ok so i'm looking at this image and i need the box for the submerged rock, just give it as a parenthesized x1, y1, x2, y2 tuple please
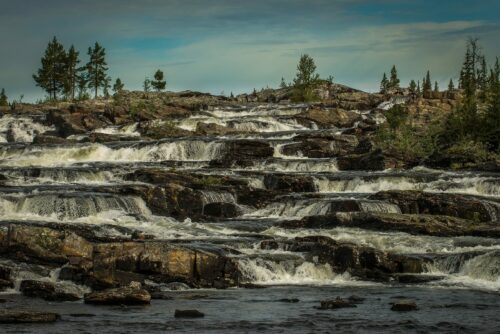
(174, 309, 205, 318)
(0, 309, 60, 323)
(318, 297, 357, 309)
(84, 286, 151, 305)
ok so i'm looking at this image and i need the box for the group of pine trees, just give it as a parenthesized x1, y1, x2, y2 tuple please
(143, 70, 167, 93)
(0, 88, 8, 106)
(380, 66, 455, 99)
(380, 65, 400, 93)
(444, 38, 500, 151)
(33, 37, 118, 101)
(32, 37, 170, 101)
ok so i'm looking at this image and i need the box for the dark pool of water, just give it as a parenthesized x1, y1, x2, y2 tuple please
(2, 285, 499, 333)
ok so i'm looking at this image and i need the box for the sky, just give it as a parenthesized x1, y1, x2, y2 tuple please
(0, 0, 499, 102)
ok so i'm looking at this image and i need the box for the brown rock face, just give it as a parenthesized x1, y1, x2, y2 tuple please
(211, 140, 274, 167)
(84, 286, 151, 305)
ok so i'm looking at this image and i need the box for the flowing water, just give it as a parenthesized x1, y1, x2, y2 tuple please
(0, 105, 499, 333)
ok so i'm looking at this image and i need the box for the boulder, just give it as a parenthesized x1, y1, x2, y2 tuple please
(391, 300, 418, 311)
(84, 286, 151, 305)
(20, 280, 80, 301)
(0, 309, 60, 323)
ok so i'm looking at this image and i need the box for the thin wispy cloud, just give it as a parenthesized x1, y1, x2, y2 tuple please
(0, 0, 498, 101)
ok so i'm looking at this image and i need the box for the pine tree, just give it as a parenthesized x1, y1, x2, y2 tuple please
(448, 79, 455, 91)
(0, 88, 8, 106)
(434, 81, 439, 97)
(103, 76, 112, 98)
(408, 80, 417, 95)
(459, 38, 481, 99)
(416, 80, 421, 96)
(143, 77, 151, 92)
(86, 42, 108, 99)
(113, 78, 124, 93)
(280, 77, 287, 88)
(423, 71, 432, 98)
(76, 71, 89, 100)
(33, 36, 67, 100)
(293, 54, 320, 101)
(389, 65, 400, 89)
(151, 70, 166, 92)
(477, 56, 488, 100)
(380, 73, 389, 93)
(64, 45, 80, 100)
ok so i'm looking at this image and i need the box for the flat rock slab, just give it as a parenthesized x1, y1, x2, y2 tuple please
(0, 309, 60, 323)
(84, 287, 151, 305)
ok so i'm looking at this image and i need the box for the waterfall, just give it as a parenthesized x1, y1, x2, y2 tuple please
(237, 257, 351, 285)
(0, 194, 151, 221)
(0, 140, 225, 166)
(0, 115, 54, 143)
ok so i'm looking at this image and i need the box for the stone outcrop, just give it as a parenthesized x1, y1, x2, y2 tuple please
(20, 280, 80, 301)
(337, 149, 417, 170)
(281, 134, 359, 158)
(280, 212, 500, 237)
(0, 222, 241, 290)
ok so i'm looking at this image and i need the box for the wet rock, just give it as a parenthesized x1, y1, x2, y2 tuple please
(196, 122, 239, 136)
(211, 140, 274, 167)
(281, 134, 359, 158)
(174, 309, 205, 318)
(0, 265, 13, 290)
(395, 274, 446, 284)
(0, 309, 60, 323)
(20, 280, 81, 301)
(33, 134, 70, 144)
(391, 300, 418, 311)
(84, 286, 151, 305)
(203, 202, 242, 218)
(263, 174, 316, 192)
(47, 109, 109, 137)
(318, 297, 357, 309)
(369, 190, 500, 222)
(348, 295, 365, 304)
(2, 224, 94, 264)
(337, 149, 417, 171)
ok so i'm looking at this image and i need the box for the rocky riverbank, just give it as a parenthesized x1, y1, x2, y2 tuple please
(0, 87, 498, 327)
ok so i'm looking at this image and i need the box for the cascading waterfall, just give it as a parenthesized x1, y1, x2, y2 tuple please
(313, 175, 500, 197)
(0, 194, 151, 221)
(0, 140, 225, 166)
(0, 115, 54, 143)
